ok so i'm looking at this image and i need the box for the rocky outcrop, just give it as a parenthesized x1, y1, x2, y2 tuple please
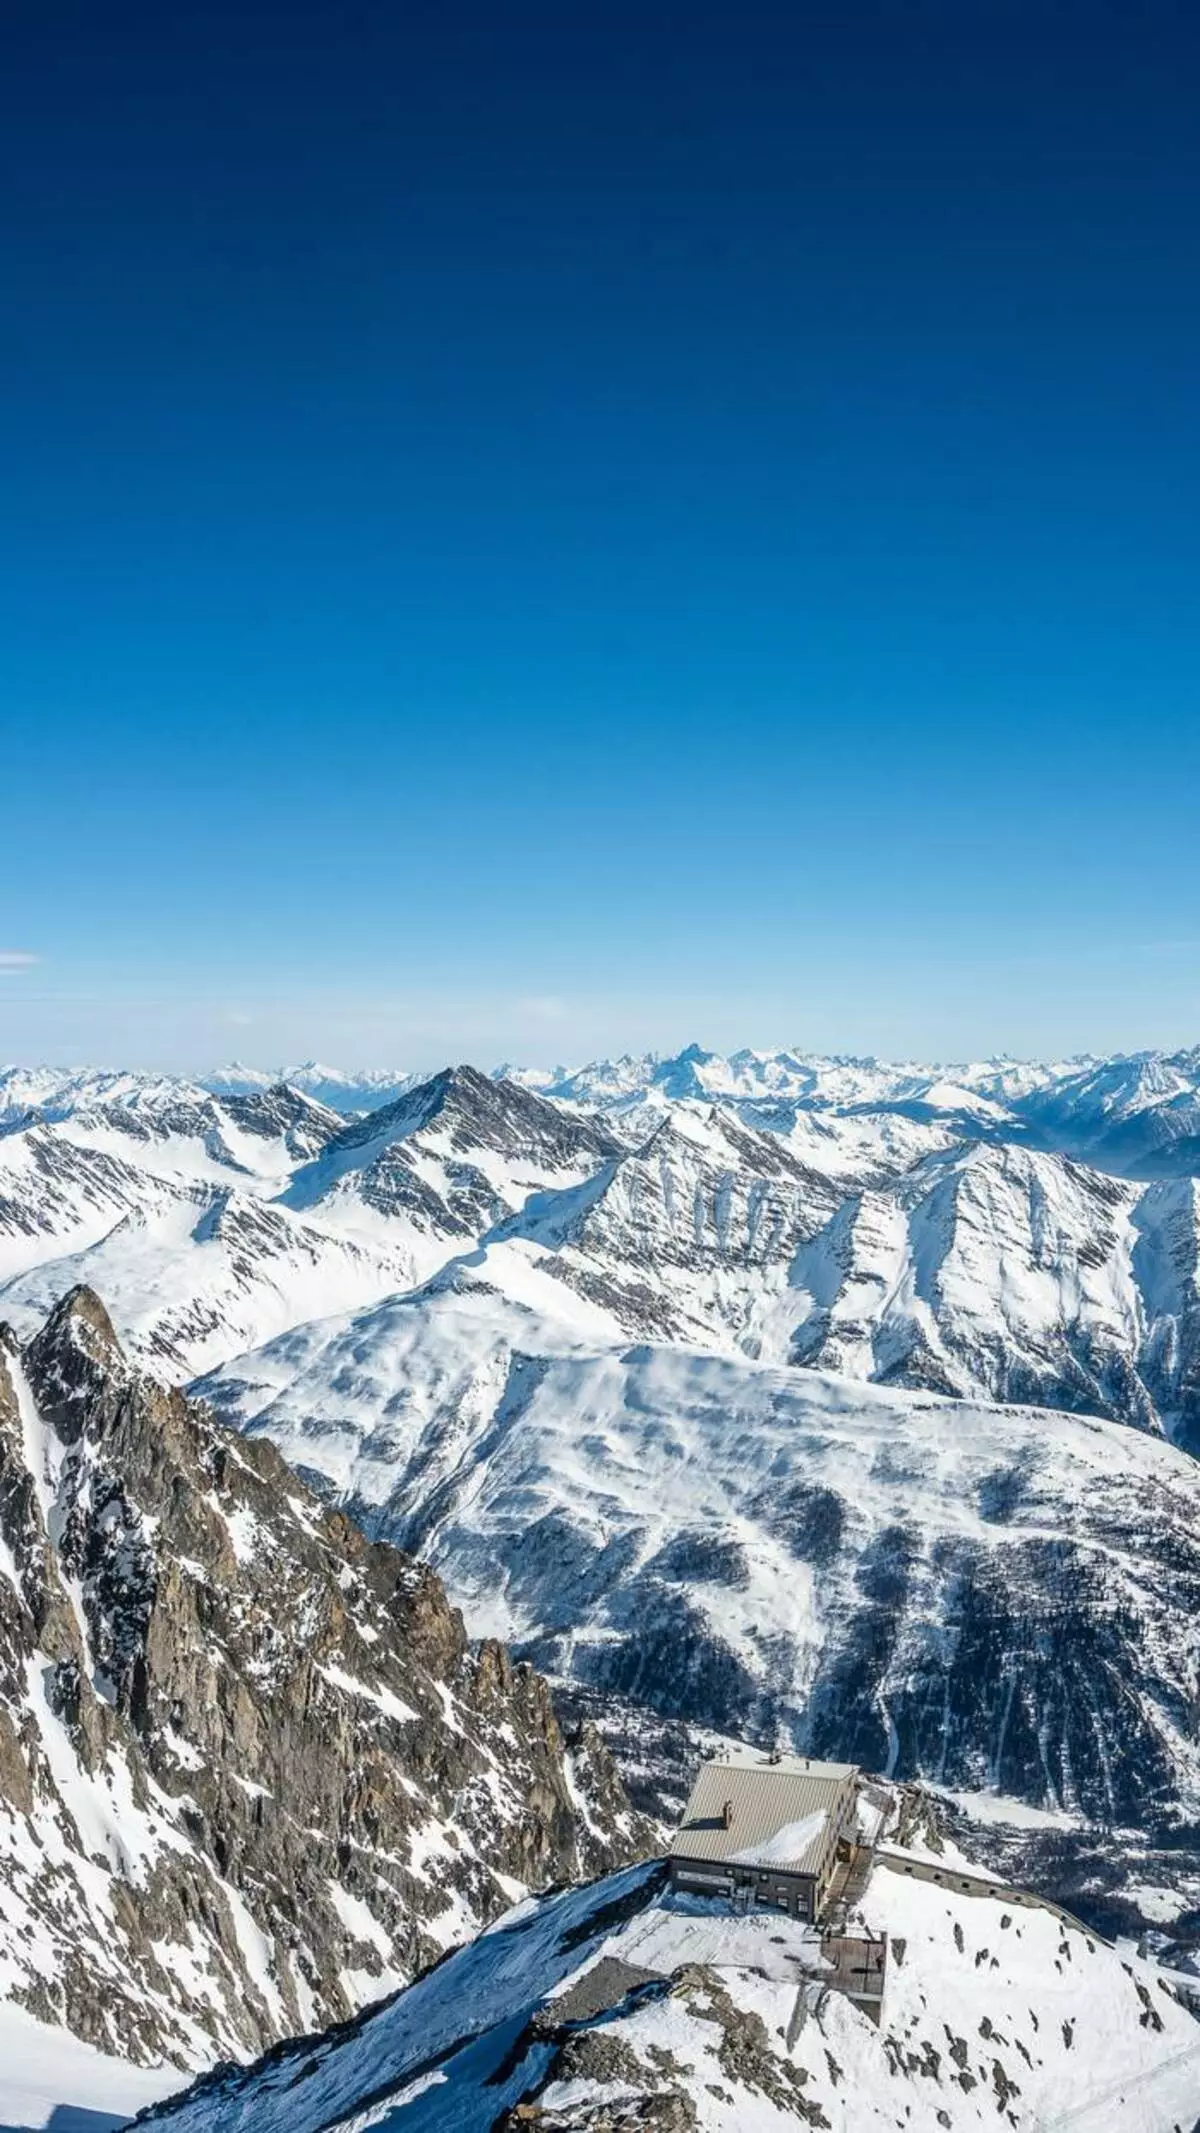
(0, 1289, 648, 2070)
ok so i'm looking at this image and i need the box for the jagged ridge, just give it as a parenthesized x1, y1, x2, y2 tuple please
(0, 1288, 647, 2069)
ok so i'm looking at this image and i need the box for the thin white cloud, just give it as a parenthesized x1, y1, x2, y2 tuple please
(0, 951, 38, 974)
(516, 995, 571, 1025)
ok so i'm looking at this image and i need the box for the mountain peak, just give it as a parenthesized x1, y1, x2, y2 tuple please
(442, 1060, 497, 1099)
(30, 1281, 123, 1370)
(329, 1060, 619, 1159)
(23, 1284, 129, 1440)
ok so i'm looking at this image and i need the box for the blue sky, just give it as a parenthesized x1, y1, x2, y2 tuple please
(2, 1, 1199, 1070)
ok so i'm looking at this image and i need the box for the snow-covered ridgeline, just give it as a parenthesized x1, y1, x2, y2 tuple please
(130, 1843, 1200, 2132)
(4, 1057, 1200, 1445)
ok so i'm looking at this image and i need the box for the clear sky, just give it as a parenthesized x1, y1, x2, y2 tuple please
(2, 1, 1199, 1071)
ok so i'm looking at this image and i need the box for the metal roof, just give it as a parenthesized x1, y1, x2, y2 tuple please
(669, 1754, 858, 1875)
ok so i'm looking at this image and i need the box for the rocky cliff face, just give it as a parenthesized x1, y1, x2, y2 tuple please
(0, 1288, 647, 2071)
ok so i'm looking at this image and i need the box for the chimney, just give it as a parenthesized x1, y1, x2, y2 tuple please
(721, 1799, 734, 1830)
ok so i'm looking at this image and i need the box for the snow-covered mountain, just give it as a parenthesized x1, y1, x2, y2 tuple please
(5, 1056, 1200, 1820)
(440, 1104, 1200, 1443)
(3, 1050, 1200, 1517)
(786, 1142, 1200, 1437)
(0, 1079, 419, 1378)
(134, 1839, 1200, 2132)
(6, 1047, 1200, 2105)
(279, 1063, 621, 1256)
(512, 1044, 1077, 1127)
(131, 1070, 1191, 1454)
(11, 1054, 1200, 1442)
(1017, 1048, 1200, 1175)
(202, 1060, 420, 1112)
(201, 1270, 1200, 1926)
(0, 1066, 217, 1131)
(15, 1040, 1200, 1158)
(0, 1288, 644, 2071)
(511, 1041, 1200, 1177)
(0, 1185, 419, 1382)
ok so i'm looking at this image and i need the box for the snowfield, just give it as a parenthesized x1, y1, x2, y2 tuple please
(129, 1851, 1200, 2132)
(0, 1999, 180, 2129)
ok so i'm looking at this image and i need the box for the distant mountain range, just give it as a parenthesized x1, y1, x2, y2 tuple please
(201, 1060, 421, 1112)
(200, 1040, 1200, 1174)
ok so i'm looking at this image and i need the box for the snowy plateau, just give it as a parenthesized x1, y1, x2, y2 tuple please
(2, 1045, 1200, 2127)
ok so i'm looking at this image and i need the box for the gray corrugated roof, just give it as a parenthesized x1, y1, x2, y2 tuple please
(670, 1755, 857, 1875)
(694, 1748, 857, 1778)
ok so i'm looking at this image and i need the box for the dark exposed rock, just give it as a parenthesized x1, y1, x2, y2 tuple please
(502, 2094, 700, 2130)
(0, 1289, 650, 2068)
(673, 1966, 830, 2124)
(753, 1480, 845, 1566)
(644, 1531, 751, 1590)
(572, 1583, 762, 1733)
(285, 1066, 622, 1236)
(218, 1084, 344, 1157)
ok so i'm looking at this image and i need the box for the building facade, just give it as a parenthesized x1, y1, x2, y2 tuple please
(668, 1751, 860, 1923)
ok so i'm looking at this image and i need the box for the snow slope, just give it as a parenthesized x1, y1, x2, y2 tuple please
(0, 2000, 180, 2130)
(0, 1084, 415, 1379)
(203, 1271, 1200, 1916)
(786, 1142, 1198, 1427)
(0, 1187, 414, 1380)
(132, 1848, 1200, 2132)
(481, 1110, 1200, 1443)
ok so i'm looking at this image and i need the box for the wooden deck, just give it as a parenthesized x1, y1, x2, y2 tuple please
(818, 1930, 888, 2023)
